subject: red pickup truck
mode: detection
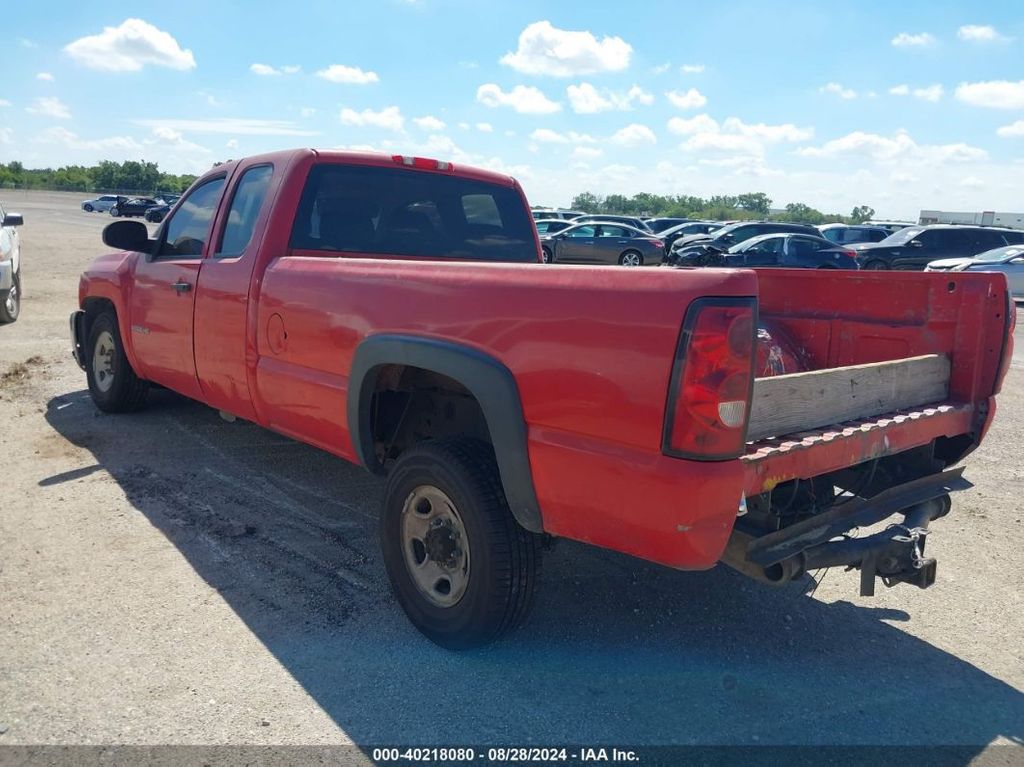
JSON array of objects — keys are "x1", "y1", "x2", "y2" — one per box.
[{"x1": 71, "y1": 149, "x2": 1014, "y2": 648}]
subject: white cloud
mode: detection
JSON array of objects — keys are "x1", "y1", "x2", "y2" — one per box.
[
  {"x1": 961, "y1": 176, "x2": 984, "y2": 188},
  {"x1": 889, "y1": 84, "x2": 910, "y2": 96},
  {"x1": 529, "y1": 128, "x2": 596, "y2": 144},
  {"x1": 413, "y1": 115, "x2": 446, "y2": 131},
  {"x1": 913, "y1": 84, "x2": 944, "y2": 102},
  {"x1": 665, "y1": 88, "x2": 707, "y2": 109},
  {"x1": 37, "y1": 126, "x2": 141, "y2": 152},
  {"x1": 796, "y1": 130, "x2": 986, "y2": 163},
  {"x1": 458, "y1": 122, "x2": 471, "y2": 130},
  {"x1": 955, "y1": 80, "x2": 1024, "y2": 109},
  {"x1": 226, "y1": 138, "x2": 239, "y2": 150},
  {"x1": 134, "y1": 117, "x2": 318, "y2": 136},
  {"x1": 500, "y1": 20, "x2": 631, "y2": 76},
  {"x1": 891, "y1": 32, "x2": 935, "y2": 47},
  {"x1": 476, "y1": 122, "x2": 494, "y2": 132},
  {"x1": 722, "y1": 118, "x2": 812, "y2": 143},
  {"x1": 651, "y1": 62, "x2": 671, "y2": 74},
  {"x1": 476, "y1": 83, "x2": 561, "y2": 113},
  {"x1": 340, "y1": 105, "x2": 404, "y2": 132},
  {"x1": 250, "y1": 63, "x2": 300, "y2": 76},
  {"x1": 64, "y1": 18, "x2": 196, "y2": 71},
  {"x1": 667, "y1": 114, "x2": 719, "y2": 135},
  {"x1": 680, "y1": 64, "x2": 705, "y2": 74},
  {"x1": 572, "y1": 146, "x2": 603, "y2": 160},
  {"x1": 36, "y1": 72, "x2": 55, "y2": 82},
  {"x1": 996, "y1": 120, "x2": 1024, "y2": 137},
  {"x1": 957, "y1": 25, "x2": 1008, "y2": 43},
  {"x1": 609, "y1": 123, "x2": 656, "y2": 147},
  {"x1": 820, "y1": 82, "x2": 856, "y2": 99},
  {"x1": 26, "y1": 96, "x2": 71, "y2": 119},
  {"x1": 316, "y1": 64, "x2": 379, "y2": 84},
  {"x1": 0, "y1": 99, "x2": 10, "y2": 107},
  {"x1": 566, "y1": 82, "x2": 653, "y2": 113}
]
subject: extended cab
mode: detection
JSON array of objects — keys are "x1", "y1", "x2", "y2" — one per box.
[{"x1": 71, "y1": 150, "x2": 1014, "y2": 648}]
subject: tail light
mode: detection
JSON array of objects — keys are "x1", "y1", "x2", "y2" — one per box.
[
  {"x1": 994, "y1": 293, "x2": 1016, "y2": 394},
  {"x1": 649, "y1": 239, "x2": 665, "y2": 249},
  {"x1": 662, "y1": 297, "x2": 757, "y2": 460}
]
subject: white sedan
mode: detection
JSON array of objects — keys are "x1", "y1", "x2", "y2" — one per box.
[
  {"x1": 926, "y1": 245, "x2": 1024, "y2": 299},
  {"x1": 80, "y1": 195, "x2": 120, "y2": 213},
  {"x1": 0, "y1": 201, "x2": 24, "y2": 323}
]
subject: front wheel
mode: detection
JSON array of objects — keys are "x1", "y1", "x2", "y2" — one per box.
[
  {"x1": 83, "y1": 204, "x2": 94, "y2": 213},
  {"x1": 541, "y1": 246, "x2": 553, "y2": 264},
  {"x1": 86, "y1": 312, "x2": 149, "y2": 412},
  {"x1": 619, "y1": 250, "x2": 643, "y2": 267},
  {"x1": 862, "y1": 260, "x2": 887, "y2": 270},
  {"x1": 380, "y1": 438, "x2": 541, "y2": 649},
  {"x1": 0, "y1": 272, "x2": 20, "y2": 323}
]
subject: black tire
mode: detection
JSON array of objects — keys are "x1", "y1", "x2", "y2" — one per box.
[
  {"x1": 0, "y1": 271, "x2": 19, "y2": 324},
  {"x1": 380, "y1": 438, "x2": 541, "y2": 649},
  {"x1": 619, "y1": 250, "x2": 643, "y2": 266},
  {"x1": 110, "y1": 207, "x2": 120, "y2": 217},
  {"x1": 541, "y1": 246, "x2": 553, "y2": 264},
  {"x1": 862, "y1": 260, "x2": 887, "y2": 270},
  {"x1": 83, "y1": 204, "x2": 94, "y2": 212},
  {"x1": 85, "y1": 312, "x2": 149, "y2": 412}
]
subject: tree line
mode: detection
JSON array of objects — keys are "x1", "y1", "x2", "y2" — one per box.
[
  {"x1": 0, "y1": 160, "x2": 198, "y2": 196},
  {"x1": 569, "y1": 191, "x2": 876, "y2": 225}
]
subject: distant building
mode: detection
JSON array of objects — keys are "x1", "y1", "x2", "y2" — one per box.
[{"x1": 919, "y1": 210, "x2": 1024, "y2": 229}]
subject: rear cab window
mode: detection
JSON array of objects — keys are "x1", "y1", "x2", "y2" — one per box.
[
  {"x1": 290, "y1": 163, "x2": 537, "y2": 262},
  {"x1": 216, "y1": 164, "x2": 273, "y2": 257}
]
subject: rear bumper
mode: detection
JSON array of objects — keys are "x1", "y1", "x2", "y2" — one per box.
[{"x1": 70, "y1": 310, "x2": 86, "y2": 370}]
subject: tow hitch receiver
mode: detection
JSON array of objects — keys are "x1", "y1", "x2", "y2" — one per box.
[{"x1": 722, "y1": 468, "x2": 967, "y2": 596}]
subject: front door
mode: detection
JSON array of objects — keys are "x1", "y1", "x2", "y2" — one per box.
[
  {"x1": 557, "y1": 224, "x2": 597, "y2": 262},
  {"x1": 129, "y1": 176, "x2": 227, "y2": 399}
]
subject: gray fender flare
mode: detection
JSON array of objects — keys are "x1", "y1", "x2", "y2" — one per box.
[{"x1": 348, "y1": 334, "x2": 543, "y2": 533}]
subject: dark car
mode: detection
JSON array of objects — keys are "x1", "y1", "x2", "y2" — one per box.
[
  {"x1": 533, "y1": 218, "x2": 574, "y2": 235},
  {"x1": 110, "y1": 196, "x2": 161, "y2": 218},
  {"x1": 145, "y1": 204, "x2": 171, "y2": 223},
  {"x1": 817, "y1": 224, "x2": 889, "y2": 246},
  {"x1": 714, "y1": 233, "x2": 858, "y2": 269},
  {"x1": 668, "y1": 221, "x2": 820, "y2": 264},
  {"x1": 572, "y1": 214, "x2": 653, "y2": 232},
  {"x1": 644, "y1": 217, "x2": 692, "y2": 233},
  {"x1": 660, "y1": 221, "x2": 721, "y2": 251},
  {"x1": 540, "y1": 222, "x2": 664, "y2": 266},
  {"x1": 852, "y1": 224, "x2": 1024, "y2": 270}
]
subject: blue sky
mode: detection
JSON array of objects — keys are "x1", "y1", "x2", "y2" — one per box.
[{"x1": 3, "y1": 0, "x2": 1023, "y2": 217}]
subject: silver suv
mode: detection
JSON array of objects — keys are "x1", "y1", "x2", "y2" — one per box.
[
  {"x1": 0, "y1": 201, "x2": 24, "y2": 323},
  {"x1": 81, "y1": 195, "x2": 120, "y2": 213}
]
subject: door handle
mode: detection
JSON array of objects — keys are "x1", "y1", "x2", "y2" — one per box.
[{"x1": 172, "y1": 281, "x2": 192, "y2": 294}]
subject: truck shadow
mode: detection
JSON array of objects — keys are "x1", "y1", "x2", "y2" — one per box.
[{"x1": 43, "y1": 389, "x2": 1023, "y2": 753}]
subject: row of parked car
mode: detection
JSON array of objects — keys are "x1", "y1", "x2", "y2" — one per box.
[
  {"x1": 530, "y1": 209, "x2": 1024, "y2": 295},
  {"x1": 80, "y1": 194, "x2": 180, "y2": 223}
]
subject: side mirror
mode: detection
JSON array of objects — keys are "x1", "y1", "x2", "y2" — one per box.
[
  {"x1": 909, "y1": 239, "x2": 923, "y2": 248},
  {"x1": 103, "y1": 220, "x2": 153, "y2": 252},
  {"x1": 2, "y1": 213, "x2": 23, "y2": 227}
]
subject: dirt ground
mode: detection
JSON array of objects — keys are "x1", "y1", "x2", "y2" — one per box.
[{"x1": 0, "y1": 191, "x2": 1021, "y2": 755}]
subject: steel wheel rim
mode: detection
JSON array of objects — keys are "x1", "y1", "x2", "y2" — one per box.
[
  {"x1": 93, "y1": 330, "x2": 116, "y2": 393},
  {"x1": 542, "y1": 248, "x2": 552, "y2": 263},
  {"x1": 400, "y1": 485, "x2": 470, "y2": 608},
  {"x1": 622, "y1": 252, "x2": 641, "y2": 266},
  {"x1": 5, "y1": 283, "x2": 17, "y2": 316}
]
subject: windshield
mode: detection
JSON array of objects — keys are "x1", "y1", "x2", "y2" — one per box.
[
  {"x1": 880, "y1": 227, "x2": 924, "y2": 245},
  {"x1": 975, "y1": 246, "x2": 1022, "y2": 263}
]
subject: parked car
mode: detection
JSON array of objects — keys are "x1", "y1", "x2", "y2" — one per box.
[
  {"x1": 0, "y1": 201, "x2": 24, "y2": 323},
  {"x1": 852, "y1": 225, "x2": 1024, "y2": 271},
  {"x1": 157, "y1": 194, "x2": 181, "y2": 206},
  {"x1": 110, "y1": 197, "x2": 161, "y2": 218},
  {"x1": 145, "y1": 204, "x2": 171, "y2": 223},
  {"x1": 661, "y1": 221, "x2": 721, "y2": 251},
  {"x1": 533, "y1": 218, "x2": 574, "y2": 235},
  {"x1": 71, "y1": 148, "x2": 1012, "y2": 649},
  {"x1": 866, "y1": 220, "x2": 914, "y2": 235},
  {"x1": 818, "y1": 224, "x2": 889, "y2": 246},
  {"x1": 540, "y1": 222, "x2": 664, "y2": 265},
  {"x1": 668, "y1": 221, "x2": 820, "y2": 265},
  {"x1": 644, "y1": 217, "x2": 692, "y2": 233},
  {"x1": 531, "y1": 208, "x2": 585, "y2": 221},
  {"x1": 713, "y1": 233, "x2": 859, "y2": 269},
  {"x1": 926, "y1": 245, "x2": 1024, "y2": 298},
  {"x1": 81, "y1": 195, "x2": 121, "y2": 213},
  {"x1": 571, "y1": 214, "x2": 653, "y2": 232}
]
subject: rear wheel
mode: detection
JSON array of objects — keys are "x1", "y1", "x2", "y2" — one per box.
[
  {"x1": 380, "y1": 438, "x2": 541, "y2": 649},
  {"x1": 85, "y1": 312, "x2": 149, "y2": 412},
  {"x1": 619, "y1": 250, "x2": 643, "y2": 267},
  {"x1": 862, "y1": 260, "x2": 887, "y2": 270},
  {"x1": 541, "y1": 246, "x2": 553, "y2": 264},
  {"x1": 110, "y1": 207, "x2": 120, "y2": 217},
  {"x1": 0, "y1": 272, "x2": 20, "y2": 324}
]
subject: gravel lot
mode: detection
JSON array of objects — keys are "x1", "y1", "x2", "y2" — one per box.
[{"x1": 0, "y1": 191, "x2": 1021, "y2": 755}]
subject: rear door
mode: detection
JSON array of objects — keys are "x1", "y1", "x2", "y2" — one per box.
[
  {"x1": 128, "y1": 175, "x2": 227, "y2": 399},
  {"x1": 742, "y1": 237, "x2": 783, "y2": 266},
  {"x1": 595, "y1": 224, "x2": 632, "y2": 264}
]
